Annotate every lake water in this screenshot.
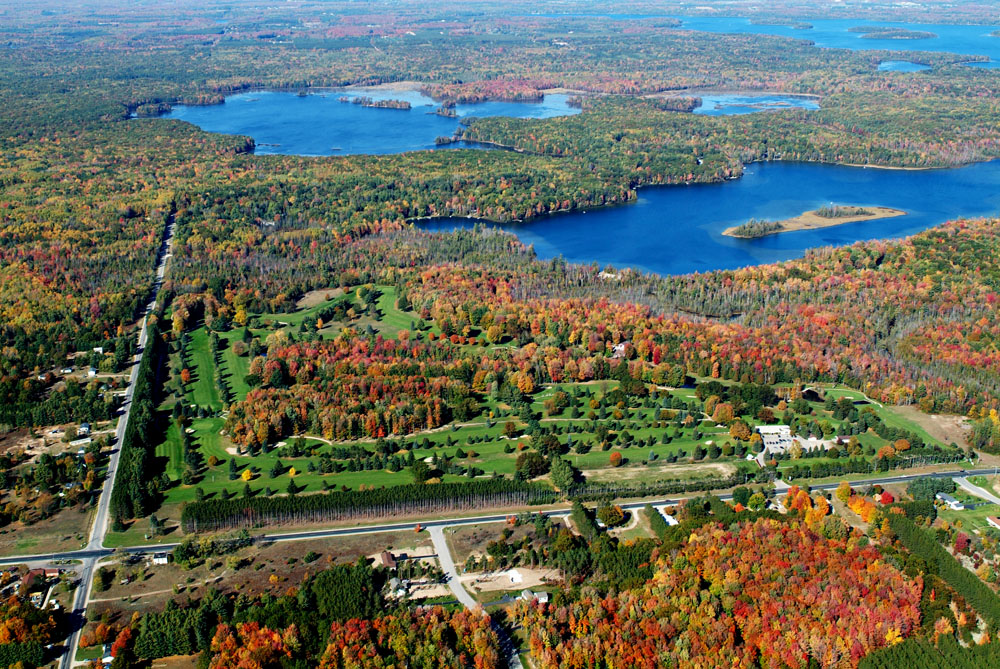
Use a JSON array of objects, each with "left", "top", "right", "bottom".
[
  {"left": 162, "top": 90, "right": 581, "bottom": 156},
  {"left": 694, "top": 94, "right": 819, "bottom": 115},
  {"left": 165, "top": 89, "right": 818, "bottom": 155},
  {"left": 421, "top": 161, "right": 1000, "bottom": 275},
  {"left": 671, "top": 17, "right": 1000, "bottom": 61},
  {"left": 878, "top": 61, "right": 931, "bottom": 72},
  {"left": 532, "top": 14, "right": 1000, "bottom": 61}
]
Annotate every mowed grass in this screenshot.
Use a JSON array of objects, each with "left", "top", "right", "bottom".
[
  {"left": 373, "top": 286, "right": 420, "bottom": 334},
  {"left": 158, "top": 416, "right": 467, "bottom": 505},
  {"left": 183, "top": 327, "right": 222, "bottom": 411},
  {"left": 939, "top": 503, "right": 1000, "bottom": 535},
  {"left": 822, "top": 385, "right": 941, "bottom": 447},
  {"left": 142, "top": 289, "right": 964, "bottom": 544},
  {"left": 258, "top": 285, "right": 430, "bottom": 341},
  {"left": 218, "top": 330, "right": 251, "bottom": 401}
]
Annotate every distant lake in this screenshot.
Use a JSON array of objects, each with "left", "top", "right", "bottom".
[
  {"left": 162, "top": 90, "right": 581, "bottom": 156},
  {"left": 672, "top": 17, "right": 1000, "bottom": 60},
  {"left": 421, "top": 161, "right": 1000, "bottom": 275},
  {"left": 531, "top": 14, "right": 1000, "bottom": 62},
  {"left": 693, "top": 94, "right": 818, "bottom": 115},
  {"left": 163, "top": 89, "right": 820, "bottom": 155},
  {"left": 878, "top": 61, "right": 931, "bottom": 72}
]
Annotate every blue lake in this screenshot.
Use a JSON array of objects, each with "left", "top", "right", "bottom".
[
  {"left": 671, "top": 17, "right": 1000, "bottom": 61},
  {"left": 162, "top": 89, "right": 581, "bottom": 156},
  {"left": 532, "top": 14, "right": 1000, "bottom": 62},
  {"left": 421, "top": 161, "right": 1000, "bottom": 275},
  {"left": 694, "top": 94, "right": 818, "bottom": 115},
  {"left": 877, "top": 60, "right": 931, "bottom": 72},
  {"left": 164, "top": 89, "right": 818, "bottom": 155},
  {"left": 162, "top": 88, "right": 1000, "bottom": 276}
]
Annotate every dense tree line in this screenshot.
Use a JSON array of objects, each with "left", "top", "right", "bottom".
[
  {"left": 132, "top": 560, "right": 386, "bottom": 661},
  {"left": 181, "top": 479, "right": 555, "bottom": 532},
  {"left": 0, "top": 588, "right": 64, "bottom": 667},
  {"left": 859, "top": 636, "right": 1000, "bottom": 669},
  {"left": 887, "top": 513, "right": 1000, "bottom": 630},
  {"left": 109, "top": 321, "right": 165, "bottom": 525}
]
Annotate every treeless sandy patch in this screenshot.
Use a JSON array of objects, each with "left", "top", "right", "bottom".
[
  {"left": 894, "top": 405, "right": 970, "bottom": 448},
  {"left": 295, "top": 287, "right": 344, "bottom": 309},
  {"left": 462, "top": 567, "right": 560, "bottom": 593},
  {"left": 583, "top": 461, "right": 736, "bottom": 483}
]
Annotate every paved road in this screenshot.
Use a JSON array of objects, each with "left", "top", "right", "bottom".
[
  {"left": 428, "top": 526, "right": 477, "bottom": 609},
  {"left": 2, "top": 465, "right": 990, "bottom": 569},
  {"left": 57, "top": 216, "right": 175, "bottom": 669},
  {"left": 427, "top": 526, "right": 523, "bottom": 668},
  {"left": 87, "top": 217, "right": 173, "bottom": 551},
  {"left": 1, "top": 419, "right": 970, "bottom": 668},
  {"left": 956, "top": 476, "right": 1000, "bottom": 505}
]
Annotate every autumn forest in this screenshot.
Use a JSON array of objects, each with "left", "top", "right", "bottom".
[{"left": 5, "top": 0, "right": 1000, "bottom": 667}]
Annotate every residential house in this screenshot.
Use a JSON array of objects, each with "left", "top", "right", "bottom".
[
  {"left": 520, "top": 589, "right": 549, "bottom": 604},
  {"left": 936, "top": 493, "right": 966, "bottom": 511}
]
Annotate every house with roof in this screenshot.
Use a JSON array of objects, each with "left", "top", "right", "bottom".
[
  {"left": 936, "top": 492, "right": 966, "bottom": 511},
  {"left": 376, "top": 551, "right": 396, "bottom": 570},
  {"left": 987, "top": 516, "right": 1000, "bottom": 531},
  {"left": 520, "top": 589, "right": 549, "bottom": 604}
]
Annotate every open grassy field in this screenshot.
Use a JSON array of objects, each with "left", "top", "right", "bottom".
[
  {"left": 181, "top": 327, "right": 222, "bottom": 411},
  {"left": 939, "top": 503, "right": 1000, "bottom": 535},
  {"left": 0, "top": 505, "right": 94, "bottom": 557},
  {"left": 258, "top": 285, "right": 436, "bottom": 341},
  {"left": 822, "top": 385, "right": 943, "bottom": 447}
]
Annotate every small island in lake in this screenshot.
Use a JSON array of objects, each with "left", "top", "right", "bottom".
[
  {"left": 750, "top": 18, "right": 813, "bottom": 30},
  {"left": 433, "top": 104, "right": 458, "bottom": 118},
  {"left": 723, "top": 205, "right": 906, "bottom": 238},
  {"left": 338, "top": 95, "right": 411, "bottom": 110},
  {"left": 848, "top": 26, "right": 936, "bottom": 40}
]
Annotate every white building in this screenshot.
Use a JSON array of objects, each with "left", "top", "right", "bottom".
[
  {"left": 520, "top": 589, "right": 549, "bottom": 604},
  {"left": 757, "top": 425, "right": 793, "bottom": 453},
  {"left": 755, "top": 425, "right": 828, "bottom": 467},
  {"left": 936, "top": 493, "right": 966, "bottom": 511}
]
